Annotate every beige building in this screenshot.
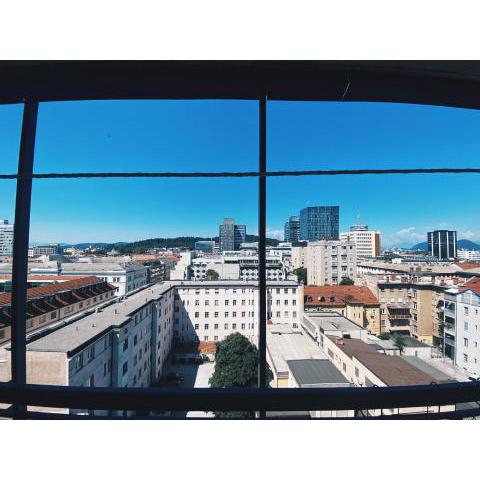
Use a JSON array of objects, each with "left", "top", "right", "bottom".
[
  {"left": 340, "top": 225, "right": 381, "bottom": 258},
  {"left": 321, "top": 334, "right": 454, "bottom": 416},
  {"left": 297, "top": 240, "right": 357, "bottom": 286}
]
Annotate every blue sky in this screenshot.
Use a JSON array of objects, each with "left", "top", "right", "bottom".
[{"left": 0, "top": 100, "right": 479, "bottom": 247}]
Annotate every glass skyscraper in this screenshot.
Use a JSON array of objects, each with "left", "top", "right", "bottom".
[
  {"left": 284, "top": 216, "right": 300, "bottom": 243},
  {"left": 428, "top": 230, "right": 457, "bottom": 260},
  {"left": 299, "top": 206, "right": 339, "bottom": 241},
  {"left": 219, "top": 218, "right": 246, "bottom": 251}
]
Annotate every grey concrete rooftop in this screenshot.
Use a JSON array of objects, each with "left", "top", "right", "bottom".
[
  {"left": 26, "top": 282, "right": 175, "bottom": 355},
  {"left": 267, "top": 324, "right": 326, "bottom": 376},
  {"left": 303, "top": 312, "right": 365, "bottom": 332},
  {"left": 287, "top": 359, "right": 350, "bottom": 386}
]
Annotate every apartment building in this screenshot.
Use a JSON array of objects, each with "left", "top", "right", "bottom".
[
  {"left": 0, "top": 281, "right": 176, "bottom": 416},
  {"left": 291, "top": 244, "right": 308, "bottom": 270},
  {"left": 457, "top": 249, "right": 480, "bottom": 261},
  {"left": 442, "top": 278, "right": 480, "bottom": 377},
  {"left": 340, "top": 224, "right": 381, "bottom": 258},
  {"left": 320, "top": 334, "right": 454, "bottom": 416},
  {"left": 303, "top": 285, "right": 381, "bottom": 334},
  {"left": 28, "top": 244, "right": 60, "bottom": 257},
  {"left": 305, "top": 240, "right": 357, "bottom": 286},
  {"left": 0, "top": 220, "right": 14, "bottom": 256},
  {"left": 60, "top": 261, "right": 148, "bottom": 295},
  {"left": 172, "top": 280, "right": 303, "bottom": 344},
  {"left": 191, "top": 254, "right": 289, "bottom": 281},
  {"left": 0, "top": 276, "right": 117, "bottom": 346}
]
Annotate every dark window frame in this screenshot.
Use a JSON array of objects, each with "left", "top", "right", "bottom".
[{"left": 1, "top": 61, "right": 480, "bottom": 418}]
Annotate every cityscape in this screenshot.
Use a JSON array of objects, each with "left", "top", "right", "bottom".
[{"left": 1, "top": 202, "right": 479, "bottom": 418}]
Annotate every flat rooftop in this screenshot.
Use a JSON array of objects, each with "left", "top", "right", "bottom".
[
  {"left": 402, "top": 356, "right": 456, "bottom": 383},
  {"left": 267, "top": 324, "right": 326, "bottom": 375},
  {"left": 327, "top": 336, "right": 437, "bottom": 386},
  {"left": 287, "top": 359, "right": 350, "bottom": 386},
  {"left": 303, "top": 312, "right": 365, "bottom": 332},
  {"left": 26, "top": 282, "right": 175, "bottom": 356}
]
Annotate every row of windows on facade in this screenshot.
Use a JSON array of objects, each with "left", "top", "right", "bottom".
[
  {"left": 176, "top": 287, "right": 297, "bottom": 295},
  {"left": 175, "top": 298, "right": 297, "bottom": 308}
]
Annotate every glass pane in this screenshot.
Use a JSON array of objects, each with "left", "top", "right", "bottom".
[
  {"left": 24, "top": 177, "right": 259, "bottom": 417},
  {"left": 268, "top": 101, "right": 480, "bottom": 171},
  {"left": 0, "top": 103, "right": 23, "bottom": 174},
  {"left": 34, "top": 100, "right": 258, "bottom": 173},
  {"left": 266, "top": 174, "right": 476, "bottom": 418},
  {"left": 0, "top": 179, "right": 18, "bottom": 389}
]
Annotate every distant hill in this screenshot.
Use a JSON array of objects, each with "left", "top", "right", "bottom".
[
  {"left": 411, "top": 239, "right": 480, "bottom": 251},
  {"left": 106, "top": 234, "right": 280, "bottom": 254}
]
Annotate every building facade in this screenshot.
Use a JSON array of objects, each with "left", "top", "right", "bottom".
[
  {"left": 305, "top": 240, "right": 357, "bottom": 286},
  {"left": 428, "top": 230, "right": 457, "bottom": 260},
  {"left": 299, "top": 206, "right": 339, "bottom": 241},
  {"left": 0, "top": 220, "right": 14, "bottom": 256},
  {"left": 195, "top": 241, "right": 216, "bottom": 254},
  {"left": 219, "top": 218, "right": 246, "bottom": 252},
  {"left": 340, "top": 225, "right": 381, "bottom": 258},
  {"left": 172, "top": 280, "right": 303, "bottom": 344},
  {"left": 284, "top": 216, "right": 300, "bottom": 243}
]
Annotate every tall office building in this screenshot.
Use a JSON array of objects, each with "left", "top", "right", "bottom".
[
  {"left": 340, "top": 224, "right": 381, "bottom": 258},
  {"left": 284, "top": 216, "right": 300, "bottom": 243},
  {"left": 299, "top": 206, "right": 339, "bottom": 241},
  {"left": 427, "top": 230, "right": 457, "bottom": 260},
  {"left": 219, "top": 218, "right": 246, "bottom": 252},
  {"left": 0, "top": 220, "right": 14, "bottom": 256}
]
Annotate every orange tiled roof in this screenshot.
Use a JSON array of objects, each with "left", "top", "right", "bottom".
[
  {"left": 461, "top": 277, "right": 480, "bottom": 295},
  {"left": 304, "top": 285, "right": 379, "bottom": 307}
]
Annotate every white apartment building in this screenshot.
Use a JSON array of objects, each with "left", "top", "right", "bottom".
[
  {"left": 457, "top": 249, "right": 480, "bottom": 262},
  {"left": 340, "top": 225, "right": 381, "bottom": 258},
  {"left": 190, "top": 254, "right": 289, "bottom": 281},
  {"left": 0, "top": 220, "right": 14, "bottom": 256},
  {"left": 28, "top": 244, "right": 59, "bottom": 258},
  {"left": 304, "top": 240, "right": 357, "bottom": 286},
  {"left": 169, "top": 251, "right": 194, "bottom": 280},
  {"left": 172, "top": 280, "right": 303, "bottom": 344},
  {"left": 450, "top": 287, "right": 480, "bottom": 377}
]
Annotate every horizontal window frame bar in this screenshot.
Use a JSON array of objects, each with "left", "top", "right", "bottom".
[
  {"left": 1, "top": 168, "right": 480, "bottom": 180},
  {"left": 1, "top": 382, "right": 479, "bottom": 412},
  {"left": 2, "top": 61, "right": 480, "bottom": 111}
]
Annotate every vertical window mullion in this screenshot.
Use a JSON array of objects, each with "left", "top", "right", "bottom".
[
  {"left": 257, "top": 96, "right": 267, "bottom": 418},
  {"left": 10, "top": 100, "right": 38, "bottom": 418}
]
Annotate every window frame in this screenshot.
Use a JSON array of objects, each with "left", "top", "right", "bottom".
[{"left": 2, "top": 61, "right": 480, "bottom": 419}]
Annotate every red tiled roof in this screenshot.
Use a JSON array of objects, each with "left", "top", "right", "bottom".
[
  {"left": 461, "top": 277, "right": 480, "bottom": 295},
  {"left": 304, "top": 285, "right": 379, "bottom": 307},
  {"left": 455, "top": 262, "right": 480, "bottom": 271},
  {"left": 0, "top": 276, "right": 114, "bottom": 307}
]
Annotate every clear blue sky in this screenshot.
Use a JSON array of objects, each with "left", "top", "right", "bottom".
[{"left": 0, "top": 100, "right": 479, "bottom": 247}]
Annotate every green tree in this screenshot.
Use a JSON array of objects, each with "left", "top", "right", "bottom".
[
  {"left": 378, "top": 332, "right": 391, "bottom": 340},
  {"left": 205, "top": 269, "right": 220, "bottom": 280},
  {"left": 339, "top": 277, "right": 354, "bottom": 286},
  {"left": 293, "top": 267, "right": 307, "bottom": 284},
  {"left": 392, "top": 334, "right": 407, "bottom": 353},
  {"left": 209, "top": 333, "right": 273, "bottom": 419}
]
